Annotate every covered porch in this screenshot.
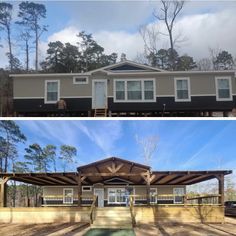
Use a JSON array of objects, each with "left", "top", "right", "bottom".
[{"left": 0, "top": 157, "right": 232, "bottom": 208}]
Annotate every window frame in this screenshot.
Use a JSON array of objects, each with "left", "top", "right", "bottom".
[
  {"left": 174, "top": 77, "right": 191, "bottom": 102},
  {"left": 44, "top": 80, "right": 60, "bottom": 104},
  {"left": 215, "top": 76, "right": 232, "bottom": 101},
  {"left": 63, "top": 188, "right": 73, "bottom": 204},
  {"left": 173, "top": 187, "right": 185, "bottom": 204},
  {"left": 82, "top": 186, "right": 92, "bottom": 192},
  {"left": 113, "top": 78, "right": 156, "bottom": 103},
  {"left": 73, "top": 76, "right": 89, "bottom": 85}
]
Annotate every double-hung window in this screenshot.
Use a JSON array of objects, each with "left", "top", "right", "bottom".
[
  {"left": 175, "top": 78, "right": 191, "bottom": 102},
  {"left": 114, "top": 79, "right": 155, "bottom": 102},
  {"left": 63, "top": 188, "right": 73, "bottom": 204},
  {"left": 215, "top": 77, "right": 232, "bottom": 101},
  {"left": 45, "top": 80, "right": 60, "bottom": 103}
]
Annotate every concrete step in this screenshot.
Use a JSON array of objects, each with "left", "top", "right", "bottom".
[{"left": 94, "top": 218, "right": 132, "bottom": 224}]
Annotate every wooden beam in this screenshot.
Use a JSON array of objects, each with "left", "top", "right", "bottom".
[
  {"left": 14, "top": 177, "right": 45, "bottom": 186},
  {"left": 43, "top": 176, "right": 68, "bottom": 185},
  {"left": 57, "top": 175, "right": 77, "bottom": 185},
  {"left": 182, "top": 175, "right": 213, "bottom": 185},
  {"left": 152, "top": 175, "right": 167, "bottom": 184},
  {"left": 81, "top": 173, "right": 142, "bottom": 177}
]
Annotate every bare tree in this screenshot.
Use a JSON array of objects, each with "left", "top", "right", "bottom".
[
  {"left": 197, "top": 58, "right": 212, "bottom": 71},
  {"left": 153, "top": 0, "right": 185, "bottom": 70},
  {"left": 139, "top": 24, "right": 160, "bottom": 56},
  {"left": 208, "top": 47, "right": 221, "bottom": 70},
  {"left": 136, "top": 135, "right": 159, "bottom": 165}
]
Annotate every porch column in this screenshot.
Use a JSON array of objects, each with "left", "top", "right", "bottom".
[
  {"left": 146, "top": 173, "right": 151, "bottom": 206},
  {"left": 77, "top": 173, "right": 82, "bottom": 207},
  {"left": 217, "top": 174, "right": 224, "bottom": 206},
  {"left": 0, "top": 177, "right": 10, "bottom": 207}
]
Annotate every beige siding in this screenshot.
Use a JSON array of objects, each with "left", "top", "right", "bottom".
[{"left": 13, "top": 72, "right": 235, "bottom": 99}]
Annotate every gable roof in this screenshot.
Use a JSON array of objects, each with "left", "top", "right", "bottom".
[{"left": 87, "top": 60, "right": 166, "bottom": 75}]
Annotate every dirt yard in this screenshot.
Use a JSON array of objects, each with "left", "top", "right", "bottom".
[{"left": 0, "top": 217, "right": 235, "bottom": 236}]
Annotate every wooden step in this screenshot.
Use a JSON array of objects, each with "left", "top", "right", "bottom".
[
  {"left": 91, "top": 207, "right": 133, "bottom": 229},
  {"left": 94, "top": 108, "right": 107, "bottom": 117}
]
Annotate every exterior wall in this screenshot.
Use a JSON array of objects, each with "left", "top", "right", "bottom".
[
  {"left": 13, "top": 71, "right": 235, "bottom": 113},
  {"left": 43, "top": 185, "right": 186, "bottom": 206},
  {"left": 0, "top": 207, "right": 90, "bottom": 223},
  {"left": 0, "top": 206, "right": 224, "bottom": 224},
  {"left": 134, "top": 205, "right": 225, "bottom": 224}
]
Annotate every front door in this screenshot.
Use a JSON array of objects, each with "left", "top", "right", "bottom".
[
  {"left": 94, "top": 188, "right": 104, "bottom": 207},
  {"left": 92, "top": 80, "right": 107, "bottom": 109}
]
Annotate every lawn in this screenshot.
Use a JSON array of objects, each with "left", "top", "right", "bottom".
[{"left": 83, "top": 229, "right": 135, "bottom": 236}]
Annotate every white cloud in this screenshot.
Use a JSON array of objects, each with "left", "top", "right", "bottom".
[{"left": 73, "top": 121, "right": 123, "bottom": 156}]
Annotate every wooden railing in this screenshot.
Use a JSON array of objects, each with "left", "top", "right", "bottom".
[
  {"left": 90, "top": 195, "right": 97, "bottom": 224},
  {"left": 186, "top": 194, "right": 221, "bottom": 205},
  {"left": 129, "top": 195, "right": 136, "bottom": 226}
]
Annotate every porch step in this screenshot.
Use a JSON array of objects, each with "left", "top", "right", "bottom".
[
  {"left": 91, "top": 207, "right": 133, "bottom": 229},
  {"left": 94, "top": 109, "right": 107, "bottom": 117}
]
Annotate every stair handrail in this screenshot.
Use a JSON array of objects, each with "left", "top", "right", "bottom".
[
  {"left": 90, "top": 195, "right": 97, "bottom": 224},
  {"left": 129, "top": 195, "right": 136, "bottom": 226}
]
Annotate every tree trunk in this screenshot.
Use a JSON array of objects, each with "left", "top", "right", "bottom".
[
  {"left": 26, "top": 39, "right": 29, "bottom": 71},
  {"left": 13, "top": 180, "right": 16, "bottom": 207},
  {"left": 7, "top": 25, "right": 13, "bottom": 71},
  {"left": 169, "top": 29, "right": 175, "bottom": 70},
  {"left": 35, "top": 28, "right": 38, "bottom": 71}
]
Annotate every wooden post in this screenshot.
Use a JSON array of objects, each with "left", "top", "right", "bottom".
[
  {"left": 0, "top": 177, "right": 9, "bottom": 207},
  {"left": 77, "top": 173, "right": 82, "bottom": 207},
  {"left": 146, "top": 173, "right": 151, "bottom": 206},
  {"left": 217, "top": 174, "right": 224, "bottom": 206}
]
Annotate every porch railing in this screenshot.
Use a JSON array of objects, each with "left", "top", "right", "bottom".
[
  {"left": 42, "top": 193, "right": 222, "bottom": 206},
  {"left": 90, "top": 195, "right": 97, "bottom": 224}
]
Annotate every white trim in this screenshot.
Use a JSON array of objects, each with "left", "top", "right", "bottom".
[
  {"left": 174, "top": 77, "right": 191, "bottom": 102},
  {"left": 150, "top": 188, "right": 157, "bottom": 204},
  {"left": 62, "top": 96, "right": 92, "bottom": 99},
  {"left": 73, "top": 76, "right": 89, "bottom": 84},
  {"left": 88, "top": 60, "right": 165, "bottom": 74},
  {"left": 92, "top": 79, "right": 107, "bottom": 109},
  {"left": 107, "top": 187, "right": 126, "bottom": 205},
  {"left": 94, "top": 188, "right": 104, "bottom": 207},
  {"left": 44, "top": 80, "right": 60, "bottom": 104},
  {"left": 215, "top": 76, "right": 233, "bottom": 101},
  {"left": 14, "top": 97, "right": 44, "bottom": 99},
  {"left": 191, "top": 94, "right": 216, "bottom": 97},
  {"left": 113, "top": 78, "right": 156, "bottom": 103},
  {"left": 173, "top": 187, "right": 184, "bottom": 204},
  {"left": 82, "top": 186, "right": 92, "bottom": 192},
  {"left": 63, "top": 188, "right": 73, "bottom": 204}
]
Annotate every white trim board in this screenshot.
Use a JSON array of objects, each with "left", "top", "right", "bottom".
[
  {"left": 215, "top": 76, "right": 233, "bottom": 101},
  {"left": 174, "top": 77, "right": 191, "bottom": 102},
  {"left": 113, "top": 78, "right": 156, "bottom": 103},
  {"left": 44, "top": 80, "right": 60, "bottom": 104}
]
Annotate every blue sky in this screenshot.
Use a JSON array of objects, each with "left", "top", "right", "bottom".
[
  {"left": 1, "top": 1, "right": 236, "bottom": 67},
  {"left": 14, "top": 120, "right": 235, "bottom": 180}
]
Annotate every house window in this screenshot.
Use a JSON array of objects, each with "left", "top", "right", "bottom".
[
  {"left": 73, "top": 76, "right": 88, "bottom": 84},
  {"left": 82, "top": 186, "right": 92, "bottom": 192},
  {"left": 114, "top": 79, "right": 155, "bottom": 102},
  {"left": 150, "top": 188, "right": 157, "bottom": 204},
  {"left": 45, "top": 80, "right": 60, "bottom": 103},
  {"left": 216, "top": 77, "right": 232, "bottom": 101},
  {"left": 63, "top": 188, "right": 73, "bottom": 204},
  {"left": 116, "top": 81, "right": 125, "bottom": 100},
  {"left": 127, "top": 81, "right": 142, "bottom": 100},
  {"left": 175, "top": 78, "right": 191, "bottom": 102},
  {"left": 173, "top": 188, "right": 184, "bottom": 204},
  {"left": 144, "top": 80, "right": 154, "bottom": 100}
]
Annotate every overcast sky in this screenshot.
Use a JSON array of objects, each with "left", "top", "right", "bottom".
[{"left": 0, "top": 0, "right": 236, "bottom": 68}]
